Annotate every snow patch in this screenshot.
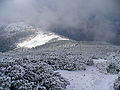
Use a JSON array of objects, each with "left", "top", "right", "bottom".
[
  {"left": 17, "top": 31, "right": 69, "bottom": 48},
  {"left": 57, "top": 66, "right": 117, "bottom": 90},
  {"left": 93, "top": 59, "right": 108, "bottom": 63}
]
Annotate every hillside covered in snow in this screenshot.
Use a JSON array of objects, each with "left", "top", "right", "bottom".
[
  {"left": 0, "top": 0, "right": 120, "bottom": 89},
  {"left": 0, "top": 22, "right": 68, "bottom": 52},
  {"left": 0, "top": 22, "right": 120, "bottom": 90}
]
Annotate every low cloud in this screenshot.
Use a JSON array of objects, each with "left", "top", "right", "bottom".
[{"left": 0, "top": 0, "right": 120, "bottom": 44}]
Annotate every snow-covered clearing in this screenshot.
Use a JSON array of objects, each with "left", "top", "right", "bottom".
[
  {"left": 17, "top": 31, "right": 69, "bottom": 48},
  {"left": 57, "top": 66, "right": 117, "bottom": 90}
]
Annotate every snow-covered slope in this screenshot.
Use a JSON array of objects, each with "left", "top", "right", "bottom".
[
  {"left": 0, "top": 22, "right": 36, "bottom": 37},
  {"left": 0, "top": 22, "right": 37, "bottom": 52},
  {"left": 17, "top": 29, "right": 69, "bottom": 48},
  {"left": 0, "top": 22, "right": 69, "bottom": 52},
  {"left": 4, "top": 22, "right": 33, "bottom": 32}
]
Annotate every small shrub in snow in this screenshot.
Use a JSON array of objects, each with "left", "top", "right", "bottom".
[
  {"left": 114, "top": 73, "right": 120, "bottom": 90},
  {"left": 85, "top": 57, "right": 94, "bottom": 66},
  {"left": 106, "top": 63, "right": 119, "bottom": 74},
  {"left": 11, "top": 79, "right": 34, "bottom": 90},
  {"left": 93, "top": 59, "right": 109, "bottom": 74},
  {"left": 0, "top": 76, "right": 11, "bottom": 90},
  {"left": 63, "top": 62, "right": 86, "bottom": 71},
  {"left": 106, "top": 52, "right": 120, "bottom": 74}
]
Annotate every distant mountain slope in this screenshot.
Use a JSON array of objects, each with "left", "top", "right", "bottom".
[
  {"left": 0, "top": 22, "right": 69, "bottom": 52},
  {"left": 17, "top": 29, "right": 69, "bottom": 48},
  {"left": 0, "top": 22, "right": 36, "bottom": 52}
]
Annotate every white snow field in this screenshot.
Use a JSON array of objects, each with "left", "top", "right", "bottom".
[
  {"left": 58, "top": 66, "right": 117, "bottom": 90},
  {"left": 17, "top": 30, "right": 69, "bottom": 48}
]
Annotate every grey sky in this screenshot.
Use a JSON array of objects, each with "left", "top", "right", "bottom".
[{"left": 0, "top": 0, "right": 120, "bottom": 44}]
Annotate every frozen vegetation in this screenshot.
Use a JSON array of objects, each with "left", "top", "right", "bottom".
[
  {"left": 0, "top": 56, "right": 70, "bottom": 90},
  {"left": 0, "top": 39, "right": 119, "bottom": 90},
  {"left": 0, "top": 23, "right": 120, "bottom": 90}
]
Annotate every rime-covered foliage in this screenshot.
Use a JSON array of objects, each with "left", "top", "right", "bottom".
[
  {"left": 12, "top": 40, "right": 120, "bottom": 70},
  {"left": 0, "top": 57, "right": 70, "bottom": 90},
  {"left": 107, "top": 52, "right": 120, "bottom": 90},
  {"left": 0, "top": 40, "right": 120, "bottom": 90},
  {"left": 106, "top": 51, "right": 120, "bottom": 74},
  {"left": 6, "top": 40, "right": 120, "bottom": 72},
  {"left": 114, "top": 76, "right": 120, "bottom": 90}
]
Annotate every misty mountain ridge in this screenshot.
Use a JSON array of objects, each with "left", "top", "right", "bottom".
[
  {"left": 0, "top": 21, "right": 119, "bottom": 53},
  {"left": 0, "top": 22, "right": 36, "bottom": 52},
  {"left": 0, "top": 22, "right": 69, "bottom": 52},
  {"left": 0, "top": 22, "right": 116, "bottom": 53}
]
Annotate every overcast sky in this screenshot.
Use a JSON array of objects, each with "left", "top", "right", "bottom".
[{"left": 0, "top": 0, "right": 120, "bottom": 44}]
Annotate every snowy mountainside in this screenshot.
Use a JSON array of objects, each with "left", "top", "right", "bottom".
[
  {"left": 0, "top": 22, "right": 35, "bottom": 37},
  {"left": 1, "top": 39, "right": 120, "bottom": 90},
  {"left": 4, "top": 22, "right": 33, "bottom": 32},
  {"left": 0, "top": 22, "right": 36, "bottom": 52},
  {"left": 0, "top": 22, "right": 68, "bottom": 52},
  {"left": 0, "top": 22, "right": 120, "bottom": 90},
  {"left": 17, "top": 28, "right": 69, "bottom": 48}
]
